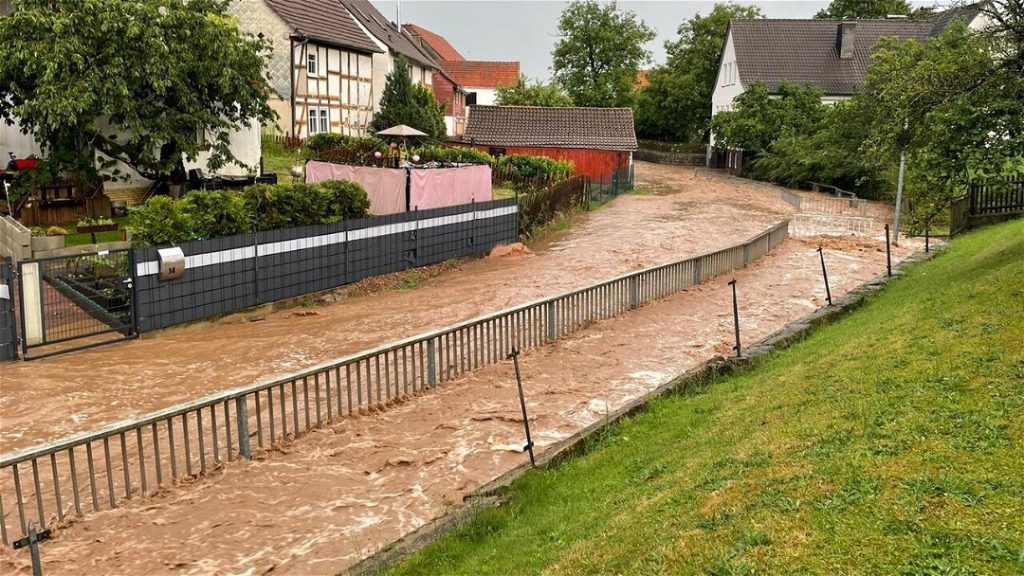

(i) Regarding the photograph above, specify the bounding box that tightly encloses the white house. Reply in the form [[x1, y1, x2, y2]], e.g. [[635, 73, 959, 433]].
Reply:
[[709, 4, 990, 147]]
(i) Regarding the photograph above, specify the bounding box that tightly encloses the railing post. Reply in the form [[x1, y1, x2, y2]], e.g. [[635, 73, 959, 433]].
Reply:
[[743, 243, 750, 264], [546, 301, 556, 342], [629, 275, 639, 309], [427, 338, 437, 388], [235, 397, 251, 459], [693, 258, 702, 285]]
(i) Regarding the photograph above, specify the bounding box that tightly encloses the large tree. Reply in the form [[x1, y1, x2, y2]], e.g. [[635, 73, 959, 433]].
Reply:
[[371, 57, 446, 141], [552, 0, 655, 107], [0, 0, 276, 187], [815, 0, 912, 19], [861, 19, 1024, 225], [496, 76, 574, 107], [635, 2, 762, 142]]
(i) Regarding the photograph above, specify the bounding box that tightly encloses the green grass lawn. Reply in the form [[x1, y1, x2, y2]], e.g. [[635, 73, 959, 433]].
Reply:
[[388, 219, 1024, 575], [261, 139, 307, 182], [57, 216, 130, 246]]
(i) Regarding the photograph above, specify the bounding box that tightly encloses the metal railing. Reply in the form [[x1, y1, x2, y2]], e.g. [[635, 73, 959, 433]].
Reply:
[[0, 220, 790, 546]]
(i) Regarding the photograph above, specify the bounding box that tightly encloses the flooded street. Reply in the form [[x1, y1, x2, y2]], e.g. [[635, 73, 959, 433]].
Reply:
[[0, 163, 924, 575], [0, 234, 916, 576], [0, 162, 793, 449]]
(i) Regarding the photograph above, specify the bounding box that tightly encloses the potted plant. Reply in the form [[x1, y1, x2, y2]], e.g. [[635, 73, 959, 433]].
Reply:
[[29, 225, 68, 252]]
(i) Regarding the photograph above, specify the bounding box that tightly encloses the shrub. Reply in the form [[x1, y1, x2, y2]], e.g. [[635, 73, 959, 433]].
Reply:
[[242, 182, 370, 231], [308, 135, 386, 165], [415, 146, 495, 165], [127, 196, 196, 247], [128, 182, 371, 245], [305, 133, 351, 158], [319, 180, 371, 221], [495, 154, 574, 191], [181, 190, 253, 239], [45, 226, 69, 236]]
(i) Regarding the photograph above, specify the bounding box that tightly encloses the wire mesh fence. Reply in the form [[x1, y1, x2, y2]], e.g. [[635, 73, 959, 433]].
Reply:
[[0, 220, 789, 547], [588, 165, 635, 205]]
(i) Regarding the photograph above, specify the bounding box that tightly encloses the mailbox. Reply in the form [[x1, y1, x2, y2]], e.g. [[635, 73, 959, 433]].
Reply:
[[157, 247, 186, 281]]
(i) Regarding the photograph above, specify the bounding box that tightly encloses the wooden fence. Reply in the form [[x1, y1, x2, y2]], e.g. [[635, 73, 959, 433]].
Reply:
[[969, 176, 1024, 215], [516, 176, 587, 236]]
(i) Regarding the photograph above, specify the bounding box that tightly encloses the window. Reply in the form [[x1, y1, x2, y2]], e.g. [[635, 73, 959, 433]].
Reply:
[[308, 108, 329, 135], [307, 52, 318, 76], [488, 147, 507, 158]]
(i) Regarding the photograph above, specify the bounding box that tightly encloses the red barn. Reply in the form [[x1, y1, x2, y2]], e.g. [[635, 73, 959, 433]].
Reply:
[[453, 106, 637, 179]]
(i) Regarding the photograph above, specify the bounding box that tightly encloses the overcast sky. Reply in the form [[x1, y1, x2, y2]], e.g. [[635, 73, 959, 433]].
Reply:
[[369, 1, 941, 80]]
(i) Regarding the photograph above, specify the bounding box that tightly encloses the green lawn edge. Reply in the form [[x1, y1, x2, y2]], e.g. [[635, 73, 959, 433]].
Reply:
[[384, 219, 1024, 576]]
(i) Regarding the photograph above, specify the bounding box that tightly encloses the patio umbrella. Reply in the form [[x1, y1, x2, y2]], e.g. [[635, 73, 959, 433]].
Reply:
[[374, 125, 428, 137], [375, 125, 428, 166]]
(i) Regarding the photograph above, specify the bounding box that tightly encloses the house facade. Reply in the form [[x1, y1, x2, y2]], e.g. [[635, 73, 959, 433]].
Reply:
[[455, 106, 637, 179], [232, 0, 438, 139], [710, 5, 989, 147]]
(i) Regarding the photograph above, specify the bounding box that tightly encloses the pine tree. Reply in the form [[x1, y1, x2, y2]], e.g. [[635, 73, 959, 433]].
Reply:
[[371, 57, 446, 141]]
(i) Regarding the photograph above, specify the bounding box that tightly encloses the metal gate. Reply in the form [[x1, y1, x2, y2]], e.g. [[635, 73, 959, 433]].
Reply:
[[17, 249, 136, 359]]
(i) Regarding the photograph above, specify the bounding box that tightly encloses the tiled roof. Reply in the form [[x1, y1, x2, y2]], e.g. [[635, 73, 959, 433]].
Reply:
[[265, 0, 382, 54], [731, 19, 931, 95], [463, 106, 637, 151], [730, 9, 982, 96], [340, 0, 437, 68], [404, 24, 465, 62], [441, 61, 520, 89]]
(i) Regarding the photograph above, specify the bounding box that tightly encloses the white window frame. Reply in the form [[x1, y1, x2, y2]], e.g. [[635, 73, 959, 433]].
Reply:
[[308, 107, 329, 135], [307, 51, 318, 77]]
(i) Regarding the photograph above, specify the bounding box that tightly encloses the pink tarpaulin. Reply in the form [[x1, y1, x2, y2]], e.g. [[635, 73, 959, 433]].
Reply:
[[410, 165, 492, 211], [305, 161, 407, 215]]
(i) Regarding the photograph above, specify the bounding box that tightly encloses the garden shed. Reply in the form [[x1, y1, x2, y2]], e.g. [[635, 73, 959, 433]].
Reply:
[[453, 106, 637, 179]]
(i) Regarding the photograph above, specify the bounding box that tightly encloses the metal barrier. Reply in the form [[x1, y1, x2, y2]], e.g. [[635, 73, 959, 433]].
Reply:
[[0, 220, 789, 546]]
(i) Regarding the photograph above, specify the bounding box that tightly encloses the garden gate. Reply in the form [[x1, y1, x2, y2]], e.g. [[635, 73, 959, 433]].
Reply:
[[17, 249, 136, 359]]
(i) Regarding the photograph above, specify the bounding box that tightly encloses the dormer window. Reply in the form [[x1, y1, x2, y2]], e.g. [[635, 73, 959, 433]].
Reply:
[[307, 52, 318, 76]]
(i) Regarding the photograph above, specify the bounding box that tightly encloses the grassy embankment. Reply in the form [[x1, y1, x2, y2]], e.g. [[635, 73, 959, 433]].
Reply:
[[388, 219, 1024, 575]]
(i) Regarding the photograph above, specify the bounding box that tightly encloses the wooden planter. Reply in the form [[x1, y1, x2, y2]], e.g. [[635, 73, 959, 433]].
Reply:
[[78, 223, 120, 243]]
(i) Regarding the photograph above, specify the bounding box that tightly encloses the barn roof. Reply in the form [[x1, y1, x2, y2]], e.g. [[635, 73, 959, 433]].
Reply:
[[264, 0, 382, 54], [463, 106, 637, 151]]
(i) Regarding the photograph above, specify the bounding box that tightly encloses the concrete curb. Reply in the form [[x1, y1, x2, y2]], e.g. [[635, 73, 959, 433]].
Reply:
[[343, 246, 942, 576]]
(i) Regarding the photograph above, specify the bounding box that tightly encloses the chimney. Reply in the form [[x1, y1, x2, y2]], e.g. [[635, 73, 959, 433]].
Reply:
[[837, 21, 856, 60]]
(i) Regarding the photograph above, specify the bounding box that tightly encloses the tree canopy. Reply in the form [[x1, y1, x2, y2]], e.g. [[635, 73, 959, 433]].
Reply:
[[496, 76, 574, 107], [370, 57, 446, 141], [0, 0, 276, 185], [635, 2, 762, 142], [814, 0, 912, 19], [551, 0, 655, 107]]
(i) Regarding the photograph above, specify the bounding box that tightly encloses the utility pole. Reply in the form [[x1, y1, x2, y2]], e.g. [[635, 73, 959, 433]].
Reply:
[[893, 118, 909, 247]]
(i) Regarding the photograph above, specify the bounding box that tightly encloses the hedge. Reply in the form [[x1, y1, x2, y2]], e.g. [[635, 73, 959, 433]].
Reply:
[[128, 181, 370, 247]]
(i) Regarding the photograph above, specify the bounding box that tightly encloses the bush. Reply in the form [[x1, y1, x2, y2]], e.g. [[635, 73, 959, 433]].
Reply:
[[415, 146, 495, 165], [495, 154, 574, 192], [181, 190, 253, 239], [319, 180, 371, 221], [307, 135, 385, 165], [127, 196, 196, 246], [129, 182, 371, 245], [305, 133, 352, 158]]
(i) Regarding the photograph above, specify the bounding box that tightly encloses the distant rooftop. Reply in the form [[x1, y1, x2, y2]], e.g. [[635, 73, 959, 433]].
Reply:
[[463, 106, 638, 151]]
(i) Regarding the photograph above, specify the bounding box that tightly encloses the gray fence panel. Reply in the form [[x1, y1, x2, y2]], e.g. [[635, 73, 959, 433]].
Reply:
[[0, 257, 16, 361], [132, 200, 518, 332]]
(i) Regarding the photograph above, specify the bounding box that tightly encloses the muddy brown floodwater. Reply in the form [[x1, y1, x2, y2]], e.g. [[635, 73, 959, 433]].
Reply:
[[0, 233, 922, 576], [0, 162, 794, 450], [0, 163, 926, 575]]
